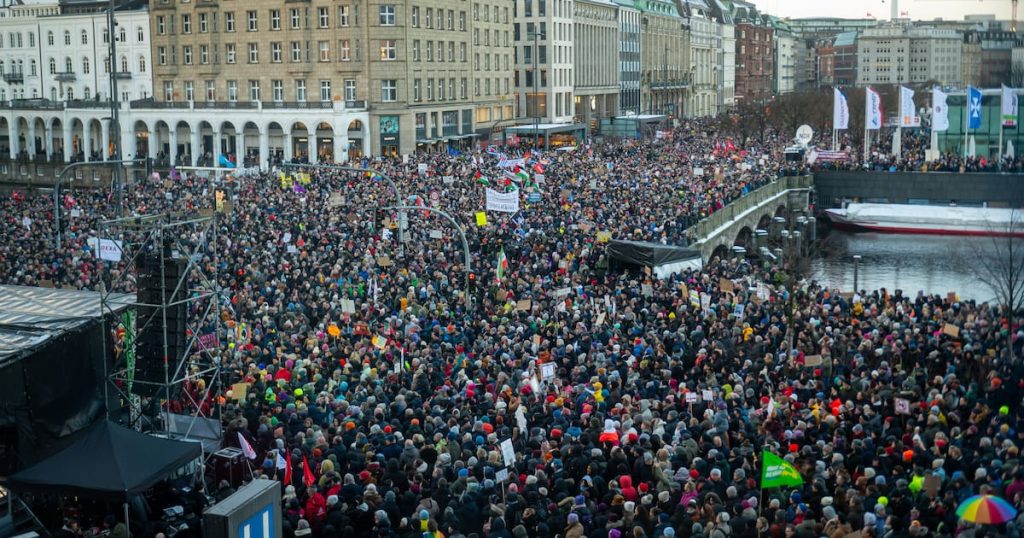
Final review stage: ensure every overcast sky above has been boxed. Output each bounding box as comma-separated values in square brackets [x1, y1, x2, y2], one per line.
[748, 0, 1013, 21]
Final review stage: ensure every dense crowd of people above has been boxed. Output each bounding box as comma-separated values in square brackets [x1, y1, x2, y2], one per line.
[811, 129, 1024, 173]
[2, 117, 1023, 538]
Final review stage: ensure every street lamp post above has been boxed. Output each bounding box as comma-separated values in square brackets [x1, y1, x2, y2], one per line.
[54, 159, 143, 251]
[281, 162, 406, 245]
[853, 254, 862, 293]
[533, 30, 546, 149]
[381, 204, 473, 312]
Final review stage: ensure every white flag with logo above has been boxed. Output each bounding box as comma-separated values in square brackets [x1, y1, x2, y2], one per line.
[833, 88, 849, 130]
[87, 237, 124, 262]
[932, 87, 949, 132]
[1002, 85, 1018, 127]
[899, 86, 916, 128]
[865, 87, 882, 130]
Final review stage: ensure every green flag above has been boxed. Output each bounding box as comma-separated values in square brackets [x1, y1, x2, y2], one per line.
[761, 450, 804, 489]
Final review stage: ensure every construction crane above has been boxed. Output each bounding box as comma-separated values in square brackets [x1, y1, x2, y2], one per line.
[913, 0, 1019, 33]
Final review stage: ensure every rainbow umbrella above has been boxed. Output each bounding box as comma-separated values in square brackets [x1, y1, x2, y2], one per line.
[956, 495, 1018, 524]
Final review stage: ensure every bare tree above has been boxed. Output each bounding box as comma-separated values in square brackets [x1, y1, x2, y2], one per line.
[971, 209, 1024, 362]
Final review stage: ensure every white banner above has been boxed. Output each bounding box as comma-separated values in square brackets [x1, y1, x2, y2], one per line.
[932, 87, 950, 132]
[485, 188, 520, 213]
[88, 237, 124, 262]
[899, 86, 916, 128]
[866, 87, 882, 130]
[1002, 85, 1018, 127]
[833, 88, 849, 130]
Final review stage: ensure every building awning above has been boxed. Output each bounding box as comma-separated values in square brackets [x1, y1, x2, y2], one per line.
[505, 123, 586, 136]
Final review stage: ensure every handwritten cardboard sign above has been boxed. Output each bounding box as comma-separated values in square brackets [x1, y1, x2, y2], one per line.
[719, 277, 735, 293]
[942, 324, 960, 338]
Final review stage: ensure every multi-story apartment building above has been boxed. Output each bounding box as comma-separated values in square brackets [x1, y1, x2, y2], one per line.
[962, 31, 983, 88]
[832, 31, 858, 87]
[148, 0, 511, 160]
[979, 30, 1019, 88]
[635, 0, 689, 117]
[0, 0, 152, 163]
[682, 0, 730, 117]
[616, 0, 641, 114]
[856, 25, 911, 85]
[907, 27, 962, 85]
[858, 23, 968, 87]
[573, 0, 619, 130]
[769, 16, 796, 94]
[731, 1, 773, 104]
[717, 13, 735, 112]
[815, 37, 835, 87]
[0, 0, 151, 103]
[514, 0, 575, 126]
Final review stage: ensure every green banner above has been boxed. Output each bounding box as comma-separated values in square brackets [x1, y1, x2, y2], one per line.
[761, 450, 804, 489]
[122, 310, 136, 392]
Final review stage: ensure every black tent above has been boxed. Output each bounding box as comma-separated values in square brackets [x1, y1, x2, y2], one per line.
[606, 239, 702, 278]
[5, 420, 202, 497]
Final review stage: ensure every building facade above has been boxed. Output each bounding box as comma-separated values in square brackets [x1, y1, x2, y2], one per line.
[770, 18, 796, 94]
[573, 0, 619, 129]
[636, 0, 689, 117]
[856, 25, 911, 85]
[147, 0, 512, 159]
[514, 0, 575, 125]
[832, 31, 858, 87]
[907, 27, 962, 86]
[686, 0, 721, 117]
[616, 0, 641, 114]
[731, 2, 773, 104]
[0, 0, 151, 103]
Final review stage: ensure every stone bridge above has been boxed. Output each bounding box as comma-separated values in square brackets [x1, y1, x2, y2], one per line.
[690, 175, 814, 261]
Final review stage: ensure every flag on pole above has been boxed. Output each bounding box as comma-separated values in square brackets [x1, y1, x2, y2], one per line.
[899, 86, 917, 127]
[761, 450, 804, 489]
[968, 86, 983, 130]
[932, 87, 950, 131]
[302, 455, 316, 487]
[238, 432, 257, 460]
[865, 87, 882, 130]
[513, 165, 529, 183]
[283, 451, 293, 484]
[833, 88, 849, 130]
[496, 248, 507, 282]
[1001, 85, 1018, 127]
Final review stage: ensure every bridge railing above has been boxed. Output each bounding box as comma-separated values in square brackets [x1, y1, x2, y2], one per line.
[689, 175, 813, 241]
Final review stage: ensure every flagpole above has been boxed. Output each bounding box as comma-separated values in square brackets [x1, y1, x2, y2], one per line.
[964, 91, 970, 159]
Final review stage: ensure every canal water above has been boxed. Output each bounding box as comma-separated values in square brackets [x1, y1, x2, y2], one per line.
[809, 231, 998, 303]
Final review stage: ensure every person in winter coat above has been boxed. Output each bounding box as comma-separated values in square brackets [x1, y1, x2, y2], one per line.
[566, 513, 586, 538]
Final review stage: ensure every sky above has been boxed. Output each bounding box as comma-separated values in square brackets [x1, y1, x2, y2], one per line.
[748, 0, 1013, 21]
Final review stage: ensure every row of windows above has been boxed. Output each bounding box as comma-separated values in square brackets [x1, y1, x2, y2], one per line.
[158, 6, 364, 35]
[162, 78, 359, 103]
[0, 55, 143, 77]
[160, 76, 510, 104]
[156, 40, 513, 67]
[0, 27, 144, 49]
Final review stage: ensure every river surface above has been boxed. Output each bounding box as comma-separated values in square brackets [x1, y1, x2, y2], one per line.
[809, 231, 999, 303]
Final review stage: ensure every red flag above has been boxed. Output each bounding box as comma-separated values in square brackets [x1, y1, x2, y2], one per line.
[302, 456, 316, 487]
[532, 162, 545, 174]
[283, 452, 293, 485]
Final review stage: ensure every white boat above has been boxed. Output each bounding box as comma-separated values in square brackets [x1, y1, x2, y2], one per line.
[824, 203, 1024, 238]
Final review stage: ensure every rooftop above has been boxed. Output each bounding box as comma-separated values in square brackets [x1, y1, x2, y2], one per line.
[0, 285, 133, 366]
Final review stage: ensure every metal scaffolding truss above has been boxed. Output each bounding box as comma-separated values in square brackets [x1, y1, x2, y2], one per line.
[98, 210, 224, 440]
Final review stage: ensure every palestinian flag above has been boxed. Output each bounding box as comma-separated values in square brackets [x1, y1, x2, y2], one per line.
[496, 248, 507, 282]
[475, 170, 489, 186]
[513, 165, 529, 183]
